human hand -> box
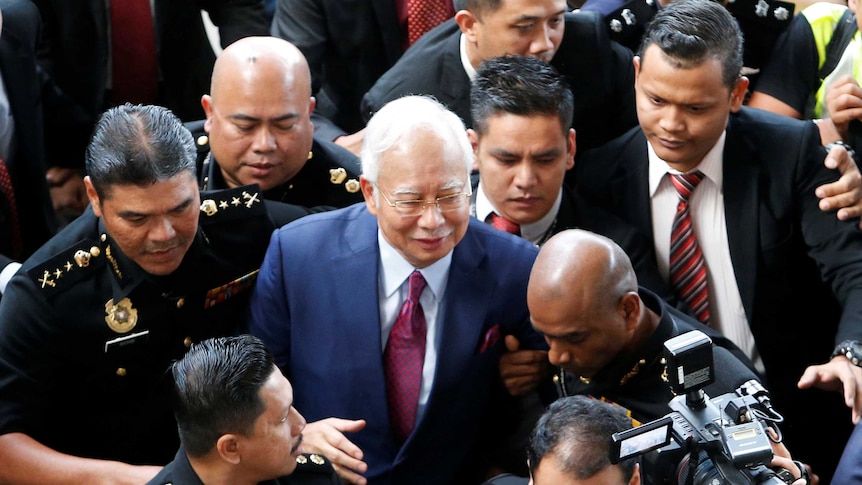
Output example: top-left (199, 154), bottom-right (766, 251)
top-left (46, 167), bottom-right (87, 214)
top-left (767, 428), bottom-right (818, 485)
top-left (816, 143), bottom-right (862, 224)
top-left (334, 129), bottom-right (365, 157)
top-left (499, 335), bottom-right (549, 396)
top-left (825, 76), bottom-right (862, 139)
top-left (798, 355), bottom-right (862, 424)
top-left (302, 418), bottom-right (368, 484)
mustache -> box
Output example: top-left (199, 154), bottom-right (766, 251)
top-left (142, 238), bottom-right (186, 253)
top-left (290, 434), bottom-right (303, 455)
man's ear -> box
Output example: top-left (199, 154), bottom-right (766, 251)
top-left (456, 10), bottom-right (478, 40)
top-left (202, 94), bottom-right (214, 133)
top-left (565, 128), bottom-right (576, 171)
top-left (466, 129), bottom-right (481, 172)
top-left (629, 462), bottom-right (641, 485)
top-left (360, 176), bottom-right (378, 216)
top-left (729, 76), bottom-right (749, 113)
top-left (216, 434), bottom-right (241, 465)
top-left (83, 176), bottom-right (102, 218)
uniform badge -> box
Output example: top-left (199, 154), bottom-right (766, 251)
top-left (329, 167), bottom-right (347, 184)
top-left (345, 179), bottom-right (361, 193)
top-left (621, 8), bottom-right (636, 25)
top-left (105, 297), bottom-right (138, 333)
top-left (755, 0), bottom-right (769, 17)
top-left (74, 246), bottom-right (101, 268)
top-left (200, 199), bottom-right (218, 216)
top-left (774, 6), bottom-right (789, 20)
top-left (609, 18), bottom-right (623, 33)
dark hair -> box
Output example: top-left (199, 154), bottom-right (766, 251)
top-left (86, 103), bottom-right (196, 199)
top-left (528, 396), bottom-right (636, 482)
top-left (464, 0), bottom-right (503, 17)
top-left (471, 55), bottom-right (573, 136)
top-left (171, 335), bottom-right (276, 457)
top-left (638, 0), bottom-right (743, 88)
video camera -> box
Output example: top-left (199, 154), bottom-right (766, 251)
top-left (609, 330), bottom-right (790, 485)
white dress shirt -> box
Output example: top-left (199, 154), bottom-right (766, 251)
top-left (648, 132), bottom-right (762, 372)
top-left (378, 231), bottom-right (452, 422)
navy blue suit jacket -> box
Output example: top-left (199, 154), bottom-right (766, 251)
top-left (247, 203), bottom-right (544, 485)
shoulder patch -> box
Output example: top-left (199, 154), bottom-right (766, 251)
top-left (26, 239), bottom-right (105, 299)
top-left (199, 184), bottom-right (267, 225)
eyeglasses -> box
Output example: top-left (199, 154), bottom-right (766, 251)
top-left (375, 183), bottom-right (472, 217)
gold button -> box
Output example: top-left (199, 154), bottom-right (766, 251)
top-left (197, 135), bottom-right (209, 146)
top-left (100, 234), bottom-right (107, 242)
top-left (116, 368), bottom-right (127, 377)
top-left (552, 374), bottom-right (560, 384)
top-left (176, 298), bottom-right (185, 309)
top-left (90, 246), bottom-right (101, 257)
top-left (184, 337), bottom-right (193, 348)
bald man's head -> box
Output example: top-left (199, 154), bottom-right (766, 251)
top-left (531, 230), bottom-right (637, 312)
top-left (202, 37), bottom-right (316, 191)
top-left (528, 230), bottom-right (641, 378)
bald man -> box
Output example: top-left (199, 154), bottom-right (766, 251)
top-left (194, 36), bottom-right (363, 211)
top-left (528, 229), bottom-right (759, 423)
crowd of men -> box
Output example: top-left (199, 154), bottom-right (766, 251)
top-left (2, 0), bottom-right (862, 484)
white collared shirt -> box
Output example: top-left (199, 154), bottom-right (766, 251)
top-left (459, 34), bottom-right (478, 80)
top-left (474, 181), bottom-right (562, 245)
top-left (648, 132), bottom-right (762, 371)
top-left (378, 231), bottom-right (452, 421)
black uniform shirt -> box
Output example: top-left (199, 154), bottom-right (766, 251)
top-left (557, 289), bottom-right (761, 424)
top-left (0, 185), bottom-right (274, 466)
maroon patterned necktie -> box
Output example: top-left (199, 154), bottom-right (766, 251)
top-left (0, 159), bottom-right (22, 258)
top-left (487, 213), bottom-right (521, 236)
top-left (669, 172), bottom-right (710, 326)
top-left (384, 270), bottom-right (428, 443)
top-left (111, 0), bottom-right (159, 104)
top-left (407, 0), bottom-right (450, 45)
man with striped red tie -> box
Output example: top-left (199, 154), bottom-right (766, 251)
top-left (574, 0), bottom-right (862, 480)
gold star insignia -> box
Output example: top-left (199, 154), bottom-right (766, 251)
top-left (219, 200), bottom-right (229, 209)
top-left (231, 197), bottom-right (241, 206)
top-left (38, 270), bottom-right (55, 288)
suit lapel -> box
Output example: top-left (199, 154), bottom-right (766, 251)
top-left (722, 115), bottom-right (759, 321)
top-left (617, 132), bottom-right (655, 243)
top-left (333, 208), bottom-right (388, 395)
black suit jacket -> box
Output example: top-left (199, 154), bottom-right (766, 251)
top-left (0, 0), bottom-right (74, 260)
top-left (271, 0), bottom-right (406, 140)
top-left (575, 107), bottom-right (862, 476)
top-left (362, 11), bottom-right (638, 154)
top-left (32, 0), bottom-right (267, 124)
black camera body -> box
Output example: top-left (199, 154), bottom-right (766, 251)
top-left (610, 330), bottom-right (790, 485)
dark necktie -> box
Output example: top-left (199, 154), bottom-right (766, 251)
top-left (111, 0), bottom-right (159, 105)
top-left (0, 159), bottom-right (21, 258)
top-left (384, 270), bottom-right (428, 443)
top-left (407, 0), bottom-right (450, 45)
top-left (669, 172), bottom-right (710, 326)
top-left (487, 213), bottom-right (521, 236)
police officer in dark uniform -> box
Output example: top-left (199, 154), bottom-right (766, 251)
top-left (195, 36), bottom-right (363, 212)
top-left (0, 104), bottom-right (293, 485)
top-left (146, 336), bottom-right (342, 485)
top-left (580, 0), bottom-right (794, 76)
top-left (523, 231), bottom-right (760, 423)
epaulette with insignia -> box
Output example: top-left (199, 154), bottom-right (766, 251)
top-left (294, 453), bottom-right (337, 475)
top-left (199, 184), bottom-right (267, 225)
top-left (26, 240), bottom-right (105, 299)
